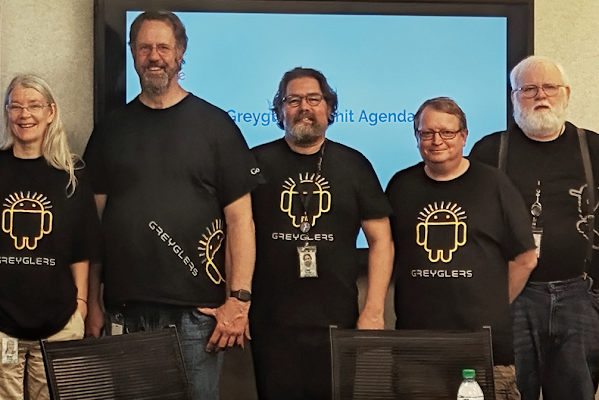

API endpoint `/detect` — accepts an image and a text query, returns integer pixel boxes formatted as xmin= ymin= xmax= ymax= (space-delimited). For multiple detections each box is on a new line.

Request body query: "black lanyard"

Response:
xmin=298 ymin=140 xmax=326 ymax=233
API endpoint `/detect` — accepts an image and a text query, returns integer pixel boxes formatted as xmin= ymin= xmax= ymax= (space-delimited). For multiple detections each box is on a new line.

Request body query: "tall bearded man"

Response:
xmin=83 ymin=11 xmax=260 ymax=400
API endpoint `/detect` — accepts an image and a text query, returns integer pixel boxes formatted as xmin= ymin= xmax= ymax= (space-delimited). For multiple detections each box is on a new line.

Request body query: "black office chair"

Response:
xmin=41 ymin=326 xmax=192 ymax=400
xmin=330 ymin=327 xmax=496 ymax=400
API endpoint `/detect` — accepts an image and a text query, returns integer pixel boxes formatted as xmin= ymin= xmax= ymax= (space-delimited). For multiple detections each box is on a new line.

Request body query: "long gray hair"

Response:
xmin=2 ymin=74 xmax=80 ymax=195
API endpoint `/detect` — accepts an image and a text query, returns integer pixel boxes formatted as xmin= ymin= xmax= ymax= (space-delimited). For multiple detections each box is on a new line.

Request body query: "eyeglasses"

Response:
xmin=417 ymin=129 xmax=462 ymax=141
xmin=513 ymin=84 xmax=565 ymax=99
xmin=5 ymin=103 xmax=50 ymax=116
xmin=135 ymin=43 xmax=175 ymax=56
xmin=283 ymin=94 xmax=324 ymax=108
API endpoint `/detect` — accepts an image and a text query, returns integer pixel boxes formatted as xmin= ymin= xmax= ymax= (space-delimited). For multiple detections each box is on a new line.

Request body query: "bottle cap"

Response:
xmin=462 ymin=369 xmax=476 ymax=379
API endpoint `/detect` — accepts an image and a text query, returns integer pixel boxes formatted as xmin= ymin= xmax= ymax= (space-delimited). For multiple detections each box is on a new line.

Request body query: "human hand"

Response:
xmin=198 ymin=298 xmax=251 ymax=352
xmin=356 ymin=308 xmax=385 ymax=330
xmin=84 ymin=301 xmax=105 ymax=338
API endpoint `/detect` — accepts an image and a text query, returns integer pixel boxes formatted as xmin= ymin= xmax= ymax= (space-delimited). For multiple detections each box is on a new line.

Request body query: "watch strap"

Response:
xmin=230 ymin=289 xmax=252 ymax=302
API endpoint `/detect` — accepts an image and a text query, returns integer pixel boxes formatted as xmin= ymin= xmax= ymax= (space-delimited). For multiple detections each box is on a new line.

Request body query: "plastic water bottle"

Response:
xmin=457 ymin=369 xmax=484 ymax=399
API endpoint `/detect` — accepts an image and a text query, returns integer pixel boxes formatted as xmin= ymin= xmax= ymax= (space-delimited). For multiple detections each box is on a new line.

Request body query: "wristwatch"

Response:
xmin=230 ymin=289 xmax=252 ymax=302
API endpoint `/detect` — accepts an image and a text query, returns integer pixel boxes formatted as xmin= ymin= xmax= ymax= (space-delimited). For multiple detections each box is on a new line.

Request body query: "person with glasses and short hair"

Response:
xmin=249 ymin=67 xmax=394 ymax=399
xmin=0 ymin=74 xmax=100 ymax=399
xmin=470 ymin=55 xmax=599 ymax=400
xmin=387 ymin=96 xmax=537 ymax=400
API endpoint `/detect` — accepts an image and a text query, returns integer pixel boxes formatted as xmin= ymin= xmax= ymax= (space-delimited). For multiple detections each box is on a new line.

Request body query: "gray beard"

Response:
xmin=138 ymin=60 xmax=181 ymax=97
xmin=514 ymin=101 xmax=566 ymax=139
xmin=285 ymin=112 xmax=327 ymax=147
xmin=141 ymin=72 xmax=171 ymax=96
xmin=286 ymin=123 xmax=324 ymax=147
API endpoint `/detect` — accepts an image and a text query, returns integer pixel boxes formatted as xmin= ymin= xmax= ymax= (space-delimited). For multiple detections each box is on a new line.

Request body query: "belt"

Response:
xmin=528 ymin=273 xmax=589 ymax=287
xmin=527 ymin=274 xmax=592 ymax=293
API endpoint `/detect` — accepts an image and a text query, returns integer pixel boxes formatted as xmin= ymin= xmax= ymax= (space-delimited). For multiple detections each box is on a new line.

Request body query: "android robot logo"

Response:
xmin=280 ymin=173 xmax=331 ymax=228
xmin=198 ymin=219 xmax=225 ymax=285
xmin=2 ymin=192 xmax=53 ymax=250
xmin=569 ymin=184 xmax=599 ymax=250
xmin=416 ymin=201 xmax=467 ymax=263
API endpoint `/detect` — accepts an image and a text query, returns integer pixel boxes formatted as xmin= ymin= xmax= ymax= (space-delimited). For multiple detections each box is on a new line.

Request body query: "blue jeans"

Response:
xmin=513 ymin=276 xmax=599 ymax=400
xmin=107 ymin=302 xmax=224 ymax=400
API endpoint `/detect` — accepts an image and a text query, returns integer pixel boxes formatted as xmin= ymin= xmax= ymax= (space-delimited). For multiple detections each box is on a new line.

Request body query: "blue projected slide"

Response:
xmin=126 ymin=12 xmax=507 ymax=246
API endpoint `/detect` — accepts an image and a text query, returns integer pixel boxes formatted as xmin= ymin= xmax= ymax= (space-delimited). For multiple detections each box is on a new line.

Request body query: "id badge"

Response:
xmin=109 ymin=312 xmax=125 ymax=336
xmin=298 ymin=245 xmax=318 ymax=278
xmin=111 ymin=323 xmax=124 ymax=336
xmin=532 ymin=227 xmax=543 ymax=258
xmin=2 ymin=337 xmax=18 ymax=364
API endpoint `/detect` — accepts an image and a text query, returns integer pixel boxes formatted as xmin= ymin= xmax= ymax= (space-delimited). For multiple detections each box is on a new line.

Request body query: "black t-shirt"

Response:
xmin=469 ymin=122 xmax=599 ymax=282
xmin=84 ymin=94 xmax=260 ymax=307
xmin=250 ymin=139 xmax=392 ymax=329
xmin=0 ymin=151 xmax=100 ymax=339
xmin=386 ymin=161 xmax=534 ymax=365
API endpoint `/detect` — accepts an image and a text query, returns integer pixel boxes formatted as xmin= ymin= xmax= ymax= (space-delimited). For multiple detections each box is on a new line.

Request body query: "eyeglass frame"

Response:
xmin=133 ymin=42 xmax=179 ymax=57
xmin=282 ymin=93 xmax=324 ymax=108
xmin=416 ymin=129 xmax=463 ymax=141
xmin=5 ymin=103 xmax=52 ymax=116
xmin=512 ymin=84 xmax=566 ymax=99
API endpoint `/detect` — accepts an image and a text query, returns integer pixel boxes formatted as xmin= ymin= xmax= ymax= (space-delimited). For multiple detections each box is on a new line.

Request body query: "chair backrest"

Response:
xmin=330 ymin=327 xmax=496 ymax=400
xmin=41 ymin=327 xmax=192 ymax=400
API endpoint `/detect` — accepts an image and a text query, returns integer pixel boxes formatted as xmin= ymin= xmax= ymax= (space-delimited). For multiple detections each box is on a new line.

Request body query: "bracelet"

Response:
xmin=77 ymin=298 xmax=88 ymax=304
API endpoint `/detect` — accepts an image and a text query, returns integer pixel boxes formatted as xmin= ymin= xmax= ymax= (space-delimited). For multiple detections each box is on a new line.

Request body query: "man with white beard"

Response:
xmin=470 ymin=55 xmax=599 ymax=400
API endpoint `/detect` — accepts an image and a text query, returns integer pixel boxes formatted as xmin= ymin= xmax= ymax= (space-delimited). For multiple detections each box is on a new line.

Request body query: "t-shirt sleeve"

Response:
xmin=385 ymin=172 xmax=403 ymax=249
xmin=213 ymin=115 xmax=261 ymax=207
xmin=82 ymin=124 xmax=108 ymax=195
xmin=69 ymin=168 xmax=102 ymax=264
xmin=497 ymin=170 xmax=535 ymax=260
xmin=354 ymin=151 xmax=393 ymax=221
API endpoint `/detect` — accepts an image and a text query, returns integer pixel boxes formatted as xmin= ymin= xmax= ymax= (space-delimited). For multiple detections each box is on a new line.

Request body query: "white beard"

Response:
xmin=513 ymin=100 xmax=566 ymax=140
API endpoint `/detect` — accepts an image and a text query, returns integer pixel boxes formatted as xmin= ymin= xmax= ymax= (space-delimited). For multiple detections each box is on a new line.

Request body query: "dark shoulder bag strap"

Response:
xmin=498 ymin=130 xmax=510 ymax=173
xmin=578 ymin=127 xmax=596 ymax=274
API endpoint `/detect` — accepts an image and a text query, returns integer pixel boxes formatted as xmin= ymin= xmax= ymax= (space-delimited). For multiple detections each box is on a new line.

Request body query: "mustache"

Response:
xmin=293 ymin=110 xmax=316 ymax=124
xmin=533 ymin=101 xmax=553 ymax=110
xmin=142 ymin=60 xmax=166 ymax=69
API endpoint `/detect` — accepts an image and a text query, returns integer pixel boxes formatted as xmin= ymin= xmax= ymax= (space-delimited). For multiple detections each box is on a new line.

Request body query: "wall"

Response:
xmin=0 ymin=0 xmax=94 ymax=155
xmin=535 ymin=0 xmax=599 ymax=132
xmin=1 ymin=0 xmax=597 ymax=152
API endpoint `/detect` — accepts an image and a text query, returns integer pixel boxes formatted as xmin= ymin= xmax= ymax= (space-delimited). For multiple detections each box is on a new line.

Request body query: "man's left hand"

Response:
xmin=356 ymin=309 xmax=385 ymax=330
xmin=198 ymin=298 xmax=251 ymax=352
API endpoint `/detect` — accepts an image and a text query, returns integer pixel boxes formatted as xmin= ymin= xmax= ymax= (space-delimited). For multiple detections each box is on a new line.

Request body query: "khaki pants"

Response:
xmin=494 ymin=365 xmax=521 ymax=400
xmin=0 ymin=311 xmax=84 ymax=400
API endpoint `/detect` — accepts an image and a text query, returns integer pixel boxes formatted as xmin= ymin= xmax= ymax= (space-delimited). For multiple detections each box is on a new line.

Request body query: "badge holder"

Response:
xmin=108 ymin=312 xmax=125 ymax=336
xmin=2 ymin=337 xmax=18 ymax=364
xmin=298 ymin=243 xmax=318 ymax=278
xmin=295 ymin=140 xmax=325 ymax=278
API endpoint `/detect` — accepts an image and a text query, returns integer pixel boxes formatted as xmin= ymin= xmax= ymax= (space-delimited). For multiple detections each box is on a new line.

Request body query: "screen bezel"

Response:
xmin=94 ymin=0 xmax=533 ymax=124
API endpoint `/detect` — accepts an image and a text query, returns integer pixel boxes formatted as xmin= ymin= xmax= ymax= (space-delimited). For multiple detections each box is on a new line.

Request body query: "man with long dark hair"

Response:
xmin=250 ymin=67 xmax=394 ymax=399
